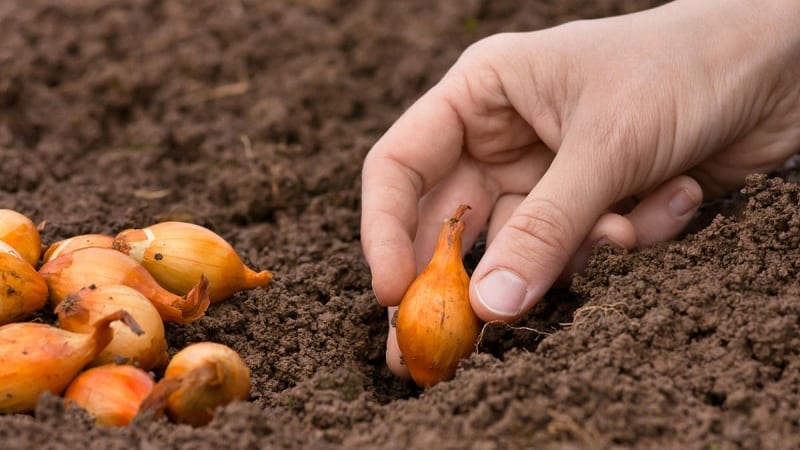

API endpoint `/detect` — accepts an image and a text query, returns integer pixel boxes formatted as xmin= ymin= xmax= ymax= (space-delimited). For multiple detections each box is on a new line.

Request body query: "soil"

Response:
xmin=1 ymin=1 xmax=799 ymax=449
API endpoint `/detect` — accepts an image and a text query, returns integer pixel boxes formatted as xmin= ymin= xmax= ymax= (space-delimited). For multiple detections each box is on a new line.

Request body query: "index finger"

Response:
xmin=361 ymin=85 xmax=465 ymax=306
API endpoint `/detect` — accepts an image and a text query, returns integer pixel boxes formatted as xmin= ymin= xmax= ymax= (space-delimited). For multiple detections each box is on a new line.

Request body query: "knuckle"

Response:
xmin=504 ymin=199 xmax=575 ymax=261
xmin=570 ymin=109 xmax=648 ymax=197
xmin=461 ymin=33 xmax=514 ymax=61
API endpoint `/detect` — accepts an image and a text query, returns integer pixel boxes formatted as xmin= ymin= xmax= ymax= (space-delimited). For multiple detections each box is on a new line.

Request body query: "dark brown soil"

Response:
xmin=2 ymin=1 xmax=799 ymax=449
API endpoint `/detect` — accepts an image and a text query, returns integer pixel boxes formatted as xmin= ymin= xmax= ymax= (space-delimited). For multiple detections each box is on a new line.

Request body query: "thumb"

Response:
xmin=470 ymin=152 xmax=615 ymax=321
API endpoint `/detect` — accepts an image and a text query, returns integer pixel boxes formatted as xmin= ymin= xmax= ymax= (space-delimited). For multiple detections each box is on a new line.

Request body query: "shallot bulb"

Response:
xmin=56 ymin=284 xmax=169 ymax=371
xmin=0 ymin=310 xmax=141 ymax=413
xmin=139 ymin=342 xmax=250 ymax=427
xmin=43 ymin=234 xmax=115 ymax=264
xmin=0 ymin=241 xmax=23 ymax=260
xmin=395 ymin=205 xmax=481 ymax=387
xmin=0 ymin=252 xmax=48 ymax=325
xmin=39 ymin=247 xmax=210 ymax=324
xmin=113 ymin=221 xmax=272 ymax=302
xmin=0 ymin=209 xmax=41 ymax=266
xmin=64 ymin=364 xmax=155 ymax=427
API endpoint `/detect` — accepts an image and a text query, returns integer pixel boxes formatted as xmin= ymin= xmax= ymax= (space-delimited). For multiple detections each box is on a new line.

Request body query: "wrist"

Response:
xmin=670 ymin=0 xmax=800 ymax=59
xmin=649 ymin=0 xmax=800 ymax=90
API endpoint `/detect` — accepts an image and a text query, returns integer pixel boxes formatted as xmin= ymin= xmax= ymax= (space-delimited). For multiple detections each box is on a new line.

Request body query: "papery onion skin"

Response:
xmin=64 ymin=364 xmax=155 ymax=427
xmin=0 ymin=241 xmax=23 ymax=260
xmin=113 ymin=221 xmax=272 ymax=302
xmin=0 ymin=252 xmax=48 ymax=325
xmin=0 ymin=209 xmax=41 ymax=267
xmin=43 ymin=234 xmax=115 ymax=264
xmin=39 ymin=247 xmax=210 ymax=324
xmin=0 ymin=310 xmax=142 ymax=413
xmin=395 ymin=205 xmax=481 ymax=388
xmin=56 ymin=284 xmax=170 ymax=371
xmin=139 ymin=341 xmax=250 ymax=427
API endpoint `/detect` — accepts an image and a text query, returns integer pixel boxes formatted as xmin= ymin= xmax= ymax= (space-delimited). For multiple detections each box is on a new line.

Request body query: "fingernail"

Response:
xmin=476 ymin=269 xmax=531 ymax=317
xmin=669 ymin=188 xmax=698 ymax=217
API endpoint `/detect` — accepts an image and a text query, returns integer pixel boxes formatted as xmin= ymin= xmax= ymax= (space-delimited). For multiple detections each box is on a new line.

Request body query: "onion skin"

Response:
xmin=0 ymin=209 xmax=41 ymax=267
xmin=43 ymin=234 xmax=115 ymax=264
xmin=0 ymin=252 xmax=48 ymax=325
xmin=139 ymin=342 xmax=251 ymax=427
xmin=0 ymin=241 xmax=23 ymax=259
xmin=56 ymin=284 xmax=170 ymax=371
xmin=113 ymin=221 xmax=272 ymax=302
xmin=39 ymin=247 xmax=210 ymax=324
xmin=0 ymin=310 xmax=142 ymax=413
xmin=395 ymin=205 xmax=481 ymax=388
xmin=64 ymin=364 xmax=155 ymax=427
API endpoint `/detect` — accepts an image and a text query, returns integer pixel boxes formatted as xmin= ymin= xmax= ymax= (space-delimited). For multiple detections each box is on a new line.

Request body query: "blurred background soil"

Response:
xmin=2 ymin=1 xmax=800 ymax=449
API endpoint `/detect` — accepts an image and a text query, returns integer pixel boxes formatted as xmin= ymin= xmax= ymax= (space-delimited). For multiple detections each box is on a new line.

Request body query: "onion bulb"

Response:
xmin=0 ymin=209 xmax=41 ymax=267
xmin=56 ymin=284 xmax=169 ymax=371
xmin=113 ymin=221 xmax=272 ymax=302
xmin=0 ymin=209 xmax=42 ymax=267
xmin=39 ymin=247 xmax=210 ymax=324
xmin=395 ymin=205 xmax=481 ymax=387
xmin=0 ymin=310 xmax=142 ymax=413
xmin=0 ymin=241 xmax=23 ymax=260
xmin=43 ymin=234 xmax=115 ymax=264
xmin=139 ymin=342 xmax=250 ymax=426
xmin=64 ymin=364 xmax=155 ymax=427
xmin=0 ymin=252 xmax=48 ymax=325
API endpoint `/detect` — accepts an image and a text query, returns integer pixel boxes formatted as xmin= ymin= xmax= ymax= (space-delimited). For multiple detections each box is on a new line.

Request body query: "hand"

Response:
xmin=361 ymin=0 xmax=800 ymax=377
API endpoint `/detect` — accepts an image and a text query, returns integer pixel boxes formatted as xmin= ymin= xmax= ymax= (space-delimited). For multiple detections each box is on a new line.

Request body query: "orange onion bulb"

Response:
xmin=113 ymin=221 xmax=272 ymax=302
xmin=56 ymin=284 xmax=169 ymax=371
xmin=0 ymin=209 xmax=41 ymax=267
xmin=64 ymin=364 xmax=155 ymax=427
xmin=43 ymin=234 xmax=115 ymax=264
xmin=0 ymin=252 xmax=48 ymax=325
xmin=39 ymin=247 xmax=210 ymax=324
xmin=139 ymin=342 xmax=250 ymax=426
xmin=395 ymin=205 xmax=481 ymax=387
xmin=0 ymin=310 xmax=142 ymax=413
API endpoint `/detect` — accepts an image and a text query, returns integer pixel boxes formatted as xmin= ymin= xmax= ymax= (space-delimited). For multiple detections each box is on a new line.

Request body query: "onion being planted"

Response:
xmin=395 ymin=205 xmax=482 ymax=388
xmin=0 ymin=310 xmax=142 ymax=413
xmin=64 ymin=364 xmax=155 ymax=427
xmin=139 ymin=342 xmax=251 ymax=427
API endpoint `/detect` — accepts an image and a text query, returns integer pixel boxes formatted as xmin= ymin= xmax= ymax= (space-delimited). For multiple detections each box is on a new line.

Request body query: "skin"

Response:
xmin=361 ymin=0 xmax=800 ymax=378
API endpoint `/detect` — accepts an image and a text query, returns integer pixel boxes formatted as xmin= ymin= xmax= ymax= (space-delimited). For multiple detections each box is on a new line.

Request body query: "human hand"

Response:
xmin=361 ymin=0 xmax=800 ymax=377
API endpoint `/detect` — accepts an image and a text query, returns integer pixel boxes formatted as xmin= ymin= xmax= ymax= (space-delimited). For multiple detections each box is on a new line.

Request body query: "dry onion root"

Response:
xmin=39 ymin=247 xmax=210 ymax=324
xmin=64 ymin=364 xmax=155 ymax=427
xmin=138 ymin=342 xmax=251 ymax=427
xmin=395 ymin=204 xmax=482 ymax=388
xmin=56 ymin=284 xmax=170 ymax=371
xmin=113 ymin=221 xmax=272 ymax=302
xmin=0 ymin=310 xmax=142 ymax=413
